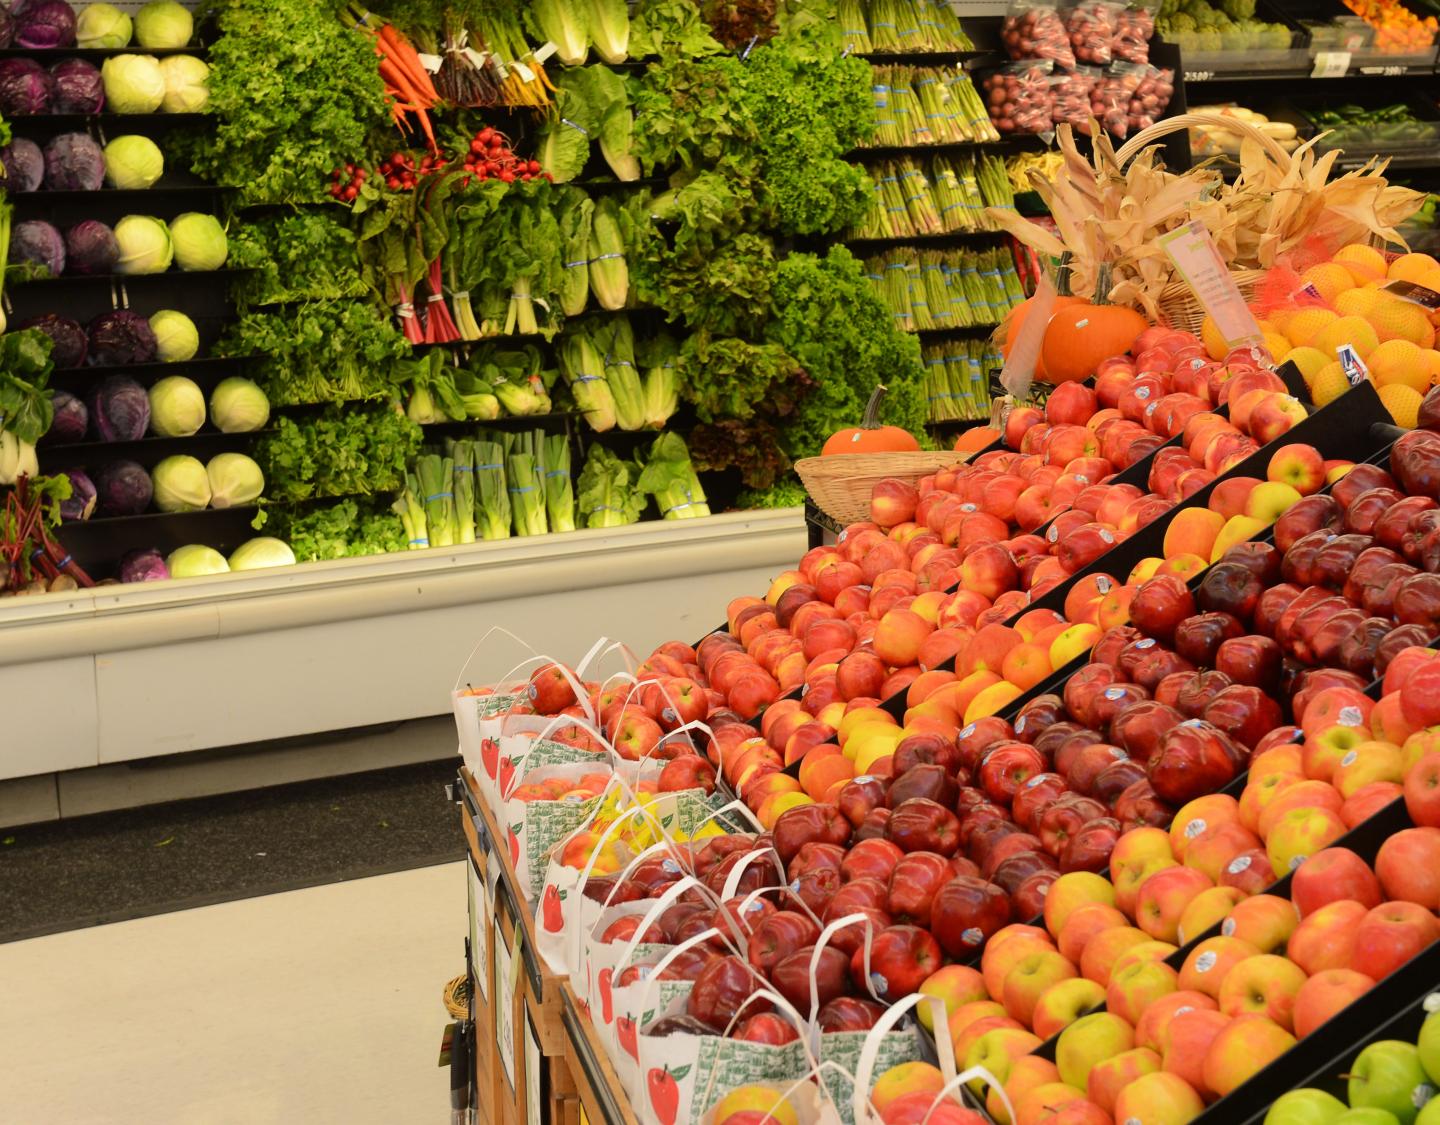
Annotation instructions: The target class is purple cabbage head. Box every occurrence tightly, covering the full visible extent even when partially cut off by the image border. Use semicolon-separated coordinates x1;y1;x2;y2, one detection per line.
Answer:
0;57;53;114
18;313;87;368
0;137;43;192
120;547;169;583
44;132;105;191
47;390;89;441
89;375;151;441
15;0;76;48
60;469;97;522
99;461;154;516
10;218;65;276
0;4;14;48
64;220;119;275
88;310;157;366
50;58;104;114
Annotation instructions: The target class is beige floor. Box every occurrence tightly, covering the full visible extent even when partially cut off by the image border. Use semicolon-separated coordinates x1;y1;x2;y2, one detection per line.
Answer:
0;862;467;1125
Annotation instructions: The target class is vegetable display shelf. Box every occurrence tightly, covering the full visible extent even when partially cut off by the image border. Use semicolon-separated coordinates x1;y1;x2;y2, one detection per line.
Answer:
0;46;210;60
52;504;259;577
47;354;257;392
36;427;270;474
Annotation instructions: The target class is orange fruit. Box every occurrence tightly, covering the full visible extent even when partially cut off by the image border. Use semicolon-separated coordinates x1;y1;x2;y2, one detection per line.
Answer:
1389;253;1440;283
1378;383;1422;428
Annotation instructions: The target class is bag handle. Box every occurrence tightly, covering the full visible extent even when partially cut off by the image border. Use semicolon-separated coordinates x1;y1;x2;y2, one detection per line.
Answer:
610;875;706;974
564;791;667;969
462;627;607;725
633;926;727;1020
805;913;880;1044
851;992;956;1125
694;984;827;1120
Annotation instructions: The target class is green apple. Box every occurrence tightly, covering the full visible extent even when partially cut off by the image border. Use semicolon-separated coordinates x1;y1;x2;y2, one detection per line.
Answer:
1265;1089;1350;1125
1417;1099;1440;1125
1348;1041;1431;1125
1419;1013;1440;1087
1336;1110;1402;1125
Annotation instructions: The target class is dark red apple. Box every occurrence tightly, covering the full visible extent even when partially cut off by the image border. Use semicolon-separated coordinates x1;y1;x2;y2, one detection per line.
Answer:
1060;816;1122;873
929;875;1012;958
1148;720;1244;803
688;955;769;1031
886;798;962;855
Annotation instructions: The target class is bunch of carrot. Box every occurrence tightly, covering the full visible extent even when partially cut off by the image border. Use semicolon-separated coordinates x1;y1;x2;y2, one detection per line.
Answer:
344;4;442;154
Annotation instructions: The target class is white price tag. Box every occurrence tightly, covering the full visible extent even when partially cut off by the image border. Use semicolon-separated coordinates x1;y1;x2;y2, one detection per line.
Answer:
533;41;557;63
1311;50;1351;77
417;51;444;74
1160;221;1264;349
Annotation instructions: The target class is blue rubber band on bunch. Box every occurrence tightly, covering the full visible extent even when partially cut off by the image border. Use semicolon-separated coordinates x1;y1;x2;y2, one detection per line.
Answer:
426;492;454;502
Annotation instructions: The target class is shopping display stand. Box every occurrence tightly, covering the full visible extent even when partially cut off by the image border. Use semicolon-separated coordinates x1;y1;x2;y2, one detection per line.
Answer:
457;767;636;1125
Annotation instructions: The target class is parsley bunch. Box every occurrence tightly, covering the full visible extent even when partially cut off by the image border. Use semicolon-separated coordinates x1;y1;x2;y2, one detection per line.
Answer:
269;498;408;562
256;406;422;503
229;211;368;307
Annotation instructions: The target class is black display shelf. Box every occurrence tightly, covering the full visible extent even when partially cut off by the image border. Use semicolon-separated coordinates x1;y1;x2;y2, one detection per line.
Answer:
844;229;1009;251
0;45;209;59
55;504;261;577
49;356;258;381
912;323;1003;339
3;111;208;128
8;267;251;288
37;428;271;474
6;178;234;205
855;49;984;63
847;136;1045;159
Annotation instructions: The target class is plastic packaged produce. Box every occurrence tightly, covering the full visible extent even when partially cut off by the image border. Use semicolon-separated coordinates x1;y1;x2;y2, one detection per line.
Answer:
113;214;172;274
984;61;1057;134
0;58;53;114
147;375;206;437
1113;1;1156;60
208;378;269;433
88;310;158;365
119;548;168;583
205;453;264;509
152;454;211;512
101;54;165;113
9;219;65;276
18;314;87;368
1002;1;1077;66
89;376;151;441
158;55;208;113
1052;68;1100;131
15;1;77;49
64;220;120;275
97;460;153;515
44;133;106;191
134;1;192;49
60;470;97;522
1067;0;1121;64
228;538;294;571
148;310;199;362
104;135;164;189
76;4;134;48
0;138;43;192
166;544;228;578
49;59;105;113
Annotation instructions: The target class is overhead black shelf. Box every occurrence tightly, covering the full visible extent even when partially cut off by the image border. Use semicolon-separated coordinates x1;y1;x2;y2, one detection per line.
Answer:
38;428;273;474
844;229;1009;251
56;504;258;534
848;137;1045;159
912;323;1003;339
3;111;208;127
8;267;251;288
50;356;258;380
7;179;234;205
855;50;983;64
0;45;209;59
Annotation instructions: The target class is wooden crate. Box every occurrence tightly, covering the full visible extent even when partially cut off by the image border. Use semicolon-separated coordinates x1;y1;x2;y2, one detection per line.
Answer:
561;981;639;1125
466;851;499;1125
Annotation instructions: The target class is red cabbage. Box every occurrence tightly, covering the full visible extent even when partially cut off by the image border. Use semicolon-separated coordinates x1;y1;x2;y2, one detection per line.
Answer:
15;0;75;48
120;547;170;582
99;461;154;516
60;469;97;521
50;58;104;114
0;57;53;114
0;5;13;48
88;310;157;366
46;389;89;441
89;375;151;440
10;218;65;276
64;219;119;274
18;313;87;367
0;137;43;191
44;132;105;191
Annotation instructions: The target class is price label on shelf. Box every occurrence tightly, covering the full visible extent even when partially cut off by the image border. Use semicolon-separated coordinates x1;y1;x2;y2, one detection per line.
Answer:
1184;70;1214;82
1311;50;1351;77
1159;222;1264;350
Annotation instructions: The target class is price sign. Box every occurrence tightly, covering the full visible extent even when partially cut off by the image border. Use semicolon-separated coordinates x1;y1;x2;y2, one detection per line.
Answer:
1311;50;1351;77
1160;222;1264;350
1185;70;1214;82
1385;280;1440;310
1338;344;1370;386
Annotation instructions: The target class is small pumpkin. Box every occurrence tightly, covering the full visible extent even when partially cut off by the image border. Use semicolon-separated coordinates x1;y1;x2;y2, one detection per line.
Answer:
1000;293;1088;382
822;385;921;455
1039;301;1149;384
953;425;1001;453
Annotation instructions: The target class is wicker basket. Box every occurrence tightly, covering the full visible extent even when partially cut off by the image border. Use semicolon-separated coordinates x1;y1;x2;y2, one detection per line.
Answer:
443;974;470;1019
795;451;969;525
1112;113;1293;335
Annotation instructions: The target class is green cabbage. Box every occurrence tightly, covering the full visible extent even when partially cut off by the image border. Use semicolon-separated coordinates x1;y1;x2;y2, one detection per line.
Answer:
134;0;193;48
114;214;173;274
206;452;265;508
209;377;270;433
101;55;166;114
149;310;199;362
76;4;133;48
153;454;211;512
148;375;206;437
104;135;165;190
169;213;228;271
158;55;210;113
167;544;229;577
229;537;296;571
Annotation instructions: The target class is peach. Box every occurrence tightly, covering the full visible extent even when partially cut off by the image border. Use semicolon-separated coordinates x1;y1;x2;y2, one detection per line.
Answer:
1162;507;1225;562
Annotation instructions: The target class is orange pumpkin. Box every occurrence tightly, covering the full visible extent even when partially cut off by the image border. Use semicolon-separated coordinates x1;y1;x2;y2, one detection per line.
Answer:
822;385;921;455
1000;293;1088;382
1039;302;1149;384
953;426;1001;453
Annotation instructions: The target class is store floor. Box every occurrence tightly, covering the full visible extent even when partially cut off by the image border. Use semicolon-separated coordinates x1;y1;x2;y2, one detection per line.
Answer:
0;860;467;1124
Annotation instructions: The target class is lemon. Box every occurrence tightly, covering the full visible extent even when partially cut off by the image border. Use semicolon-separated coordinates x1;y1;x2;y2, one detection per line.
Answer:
1284;307;1338;347
1389;253;1440;283
1310;361;1350;406
1311;315;1380;360
1333;244;1388;286
1378;383;1423;428
1368;294;1436;348
1368;339;1430;392
1281;346;1331;386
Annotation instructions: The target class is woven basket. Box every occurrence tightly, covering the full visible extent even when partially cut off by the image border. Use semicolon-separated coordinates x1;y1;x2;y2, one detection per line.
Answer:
443;974;470;1019
1112;113;1294;335
796;451;969;525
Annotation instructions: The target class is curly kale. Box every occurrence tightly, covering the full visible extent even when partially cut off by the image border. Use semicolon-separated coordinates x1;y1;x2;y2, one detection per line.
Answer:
256;406;422;503
677;333;809;422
